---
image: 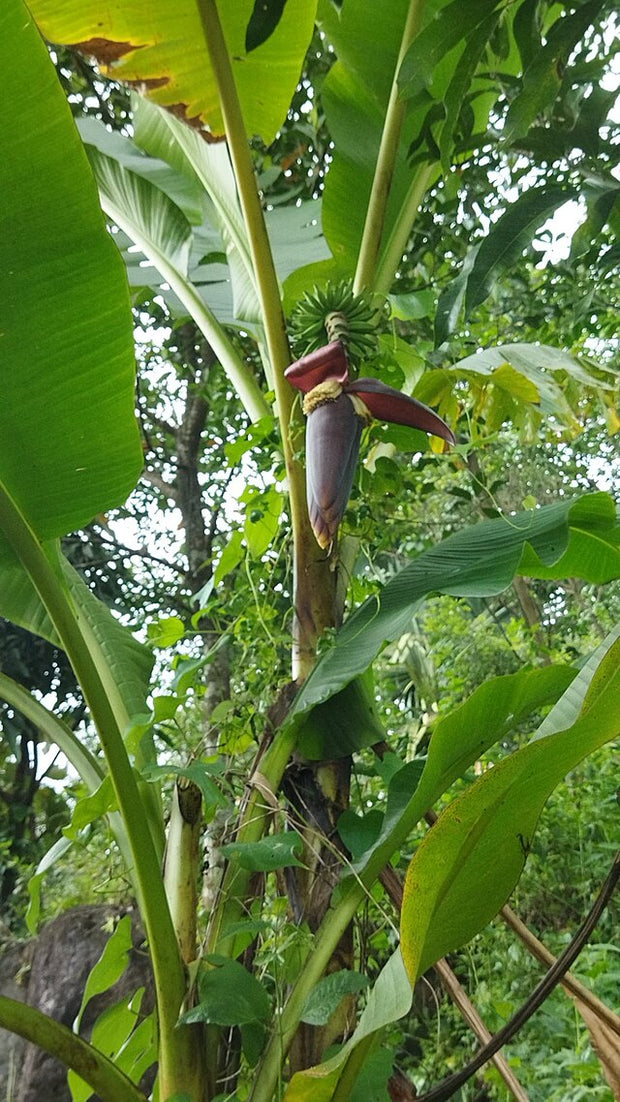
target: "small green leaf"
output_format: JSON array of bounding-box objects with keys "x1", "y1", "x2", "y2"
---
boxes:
[
  {"x1": 214, "y1": 530, "x2": 245, "y2": 585},
  {"x1": 338, "y1": 809, "x2": 384, "y2": 861},
  {"x1": 152, "y1": 695, "x2": 183, "y2": 721},
  {"x1": 142, "y1": 761, "x2": 228, "y2": 816},
  {"x1": 75, "y1": 915, "x2": 133, "y2": 1031},
  {"x1": 301, "y1": 971, "x2": 369, "y2": 1026},
  {"x1": 389, "y1": 290, "x2": 435, "y2": 320},
  {"x1": 244, "y1": 488, "x2": 284, "y2": 559},
  {"x1": 64, "y1": 776, "x2": 116, "y2": 840},
  {"x1": 180, "y1": 960, "x2": 271, "y2": 1026},
  {"x1": 220, "y1": 833, "x2": 305, "y2": 871},
  {"x1": 297, "y1": 671, "x2": 385, "y2": 760},
  {"x1": 224, "y1": 417, "x2": 276, "y2": 466},
  {"x1": 147, "y1": 616, "x2": 186, "y2": 648}
]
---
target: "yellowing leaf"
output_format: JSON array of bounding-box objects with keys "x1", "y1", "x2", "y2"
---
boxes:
[
  {"x1": 29, "y1": 0, "x2": 317, "y2": 142},
  {"x1": 490, "y1": 362, "x2": 540, "y2": 402}
]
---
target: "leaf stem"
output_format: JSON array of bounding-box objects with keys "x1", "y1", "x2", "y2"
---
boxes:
[
  {"x1": 373, "y1": 160, "x2": 439, "y2": 295},
  {"x1": 353, "y1": 0, "x2": 428, "y2": 293},
  {"x1": 0, "y1": 997, "x2": 147, "y2": 1102},
  {"x1": 196, "y1": 0, "x2": 336, "y2": 679},
  {"x1": 98, "y1": 189, "x2": 269, "y2": 424},
  {"x1": 0, "y1": 485, "x2": 199, "y2": 1100},
  {"x1": 0, "y1": 671, "x2": 103, "y2": 791}
]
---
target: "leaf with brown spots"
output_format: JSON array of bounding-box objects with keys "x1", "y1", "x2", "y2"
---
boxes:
[{"x1": 28, "y1": 0, "x2": 318, "y2": 142}]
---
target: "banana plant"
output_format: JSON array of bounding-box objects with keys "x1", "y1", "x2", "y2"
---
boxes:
[{"x1": 0, "y1": 2, "x2": 618, "y2": 1102}]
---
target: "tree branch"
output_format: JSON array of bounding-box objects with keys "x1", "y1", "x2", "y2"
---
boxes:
[
  {"x1": 140, "y1": 467, "x2": 180, "y2": 502},
  {"x1": 500, "y1": 902, "x2": 620, "y2": 1039}
]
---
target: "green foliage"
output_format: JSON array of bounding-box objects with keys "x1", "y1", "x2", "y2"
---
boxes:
[
  {"x1": 401, "y1": 633, "x2": 619, "y2": 982},
  {"x1": 0, "y1": 3, "x2": 618, "y2": 1102}
]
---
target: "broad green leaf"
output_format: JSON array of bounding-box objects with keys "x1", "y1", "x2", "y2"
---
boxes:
[
  {"x1": 0, "y1": 1, "x2": 141, "y2": 549},
  {"x1": 139, "y1": 99, "x2": 331, "y2": 321},
  {"x1": 108, "y1": 95, "x2": 330, "y2": 330},
  {"x1": 75, "y1": 915, "x2": 133, "y2": 1031},
  {"x1": 300, "y1": 971, "x2": 369, "y2": 1027},
  {"x1": 131, "y1": 94, "x2": 258, "y2": 323},
  {"x1": 77, "y1": 115, "x2": 205, "y2": 224},
  {"x1": 350, "y1": 665, "x2": 574, "y2": 883},
  {"x1": 0, "y1": 545, "x2": 154, "y2": 735},
  {"x1": 245, "y1": 0, "x2": 289, "y2": 53},
  {"x1": 401, "y1": 637, "x2": 620, "y2": 982},
  {"x1": 29, "y1": 0, "x2": 318, "y2": 144},
  {"x1": 284, "y1": 949, "x2": 411, "y2": 1101},
  {"x1": 290, "y1": 494, "x2": 619, "y2": 718},
  {"x1": 180, "y1": 960, "x2": 271, "y2": 1026},
  {"x1": 319, "y1": 0, "x2": 436, "y2": 274},
  {"x1": 61, "y1": 559, "x2": 155, "y2": 728},
  {"x1": 220, "y1": 833, "x2": 305, "y2": 872},
  {"x1": 465, "y1": 185, "x2": 578, "y2": 314},
  {"x1": 518, "y1": 494, "x2": 620, "y2": 583},
  {"x1": 503, "y1": 0, "x2": 606, "y2": 146},
  {"x1": 533, "y1": 625, "x2": 620, "y2": 742},
  {"x1": 89, "y1": 145, "x2": 193, "y2": 273},
  {"x1": 297, "y1": 670, "x2": 386, "y2": 760}
]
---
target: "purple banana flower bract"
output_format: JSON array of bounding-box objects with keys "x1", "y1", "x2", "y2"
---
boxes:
[{"x1": 285, "y1": 341, "x2": 455, "y2": 550}]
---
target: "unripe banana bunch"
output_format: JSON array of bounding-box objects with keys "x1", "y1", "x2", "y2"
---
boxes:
[{"x1": 289, "y1": 280, "x2": 381, "y2": 367}]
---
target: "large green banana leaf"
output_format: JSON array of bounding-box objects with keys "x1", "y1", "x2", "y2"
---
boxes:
[
  {"x1": 0, "y1": 0, "x2": 150, "y2": 718},
  {"x1": 28, "y1": 0, "x2": 318, "y2": 144}
]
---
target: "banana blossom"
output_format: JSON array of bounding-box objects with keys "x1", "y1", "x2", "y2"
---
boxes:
[{"x1": 285, "y1": 341, "x2": 455, "y2": 550}]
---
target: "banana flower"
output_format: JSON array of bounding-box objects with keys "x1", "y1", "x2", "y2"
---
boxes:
[{"x1": 285, "y1": 341, "x2": 455, "y2": 550}]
